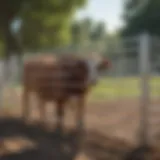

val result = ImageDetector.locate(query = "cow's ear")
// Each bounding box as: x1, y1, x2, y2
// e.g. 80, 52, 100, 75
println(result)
97, 59, 111, 71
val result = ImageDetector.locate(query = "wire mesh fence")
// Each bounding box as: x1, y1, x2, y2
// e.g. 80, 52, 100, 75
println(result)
0, 33, 160, 146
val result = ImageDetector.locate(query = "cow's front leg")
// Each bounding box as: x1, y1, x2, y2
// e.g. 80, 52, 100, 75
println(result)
76, 96, 85, 131
22, 88, 30, 123
56, 102, 65, 131
38, 99, 46, 128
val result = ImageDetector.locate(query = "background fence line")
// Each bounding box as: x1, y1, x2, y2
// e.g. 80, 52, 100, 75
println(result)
0, 33, 160, 145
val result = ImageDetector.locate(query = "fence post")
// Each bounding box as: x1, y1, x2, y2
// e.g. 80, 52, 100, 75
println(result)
0, 60, 5, 108
139, 32, 151, 146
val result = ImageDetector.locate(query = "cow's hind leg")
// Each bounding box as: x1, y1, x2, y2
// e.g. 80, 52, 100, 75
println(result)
76, 96, 85, 131
56, 102, 65, 131
22, 88, 30, 123
38, 99, 46, 128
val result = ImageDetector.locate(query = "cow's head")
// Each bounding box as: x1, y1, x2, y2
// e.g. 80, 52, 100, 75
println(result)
85, 53, 111, 85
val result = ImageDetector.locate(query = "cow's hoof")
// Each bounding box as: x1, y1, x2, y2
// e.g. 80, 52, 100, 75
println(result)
77, 125, 85, 136
77, 121, 84, 130
78, 120, 83, 127
39, 123, 46, 129
55, 127, 62, 134
57, 124, 63, 132
55, 126, 64, 139
124, 145, 151, 160
21, 116, 26, 122
22, 118, 28, 126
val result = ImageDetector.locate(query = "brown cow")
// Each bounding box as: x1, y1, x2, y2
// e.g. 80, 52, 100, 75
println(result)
22, 54, 111, 130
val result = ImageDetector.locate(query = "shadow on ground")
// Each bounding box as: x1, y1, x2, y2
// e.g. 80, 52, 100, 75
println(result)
0, 117, 135, 160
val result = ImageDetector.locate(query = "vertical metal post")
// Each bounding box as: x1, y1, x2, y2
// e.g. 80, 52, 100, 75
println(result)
0, 60, 4, 108
139, 32, 151, 146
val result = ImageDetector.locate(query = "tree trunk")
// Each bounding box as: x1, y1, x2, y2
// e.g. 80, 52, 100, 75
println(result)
4, 20, 23, 84
15, 31, 23, 84
3, 20, 12, 85
0, 20, 23, 108
0, 20, 11, 108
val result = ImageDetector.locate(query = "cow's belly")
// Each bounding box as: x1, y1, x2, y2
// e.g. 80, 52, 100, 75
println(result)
36, 87, 68, 102
67, 88, 86, 95
32, 79, 88, 102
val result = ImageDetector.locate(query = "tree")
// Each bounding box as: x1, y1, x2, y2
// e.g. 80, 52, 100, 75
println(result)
70, 18, 108, 53
0, 0, 87, 81
70, 17, 93, 50
0, 0, 87, 54
91, 22, 106, 41
122, 0, 160, 36
104, 32, 122, 58
121, 0, 160, 58
70, 20, 84, 48
90, 22, 106, 52
21, 0, 87, 50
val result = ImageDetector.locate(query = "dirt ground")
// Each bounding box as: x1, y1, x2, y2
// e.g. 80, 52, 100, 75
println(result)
1, 96, 160, 160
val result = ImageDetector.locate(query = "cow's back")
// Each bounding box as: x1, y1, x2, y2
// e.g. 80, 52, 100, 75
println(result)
58, 56, 89, 95
23, 55, 90, 102
23, 56, 67, 101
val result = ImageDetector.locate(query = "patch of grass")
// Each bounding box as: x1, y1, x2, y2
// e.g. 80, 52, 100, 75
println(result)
90, 76, 160, 101
9, 76, 160, 102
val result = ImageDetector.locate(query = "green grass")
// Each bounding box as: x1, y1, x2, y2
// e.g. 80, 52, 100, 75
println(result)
10, 76, 160, 101
89, 76, 160, 101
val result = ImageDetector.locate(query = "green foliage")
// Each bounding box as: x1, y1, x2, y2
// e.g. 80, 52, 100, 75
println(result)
70, 18, 93, 47
69, 18, 124, 58
122, 0, 160, 36
0, 0, 87, 51
70, 17, 108, 53
104, 32, 121, 58
20, 0, 87, 50
0, 40, 5, 57
91, 22, 106, 42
